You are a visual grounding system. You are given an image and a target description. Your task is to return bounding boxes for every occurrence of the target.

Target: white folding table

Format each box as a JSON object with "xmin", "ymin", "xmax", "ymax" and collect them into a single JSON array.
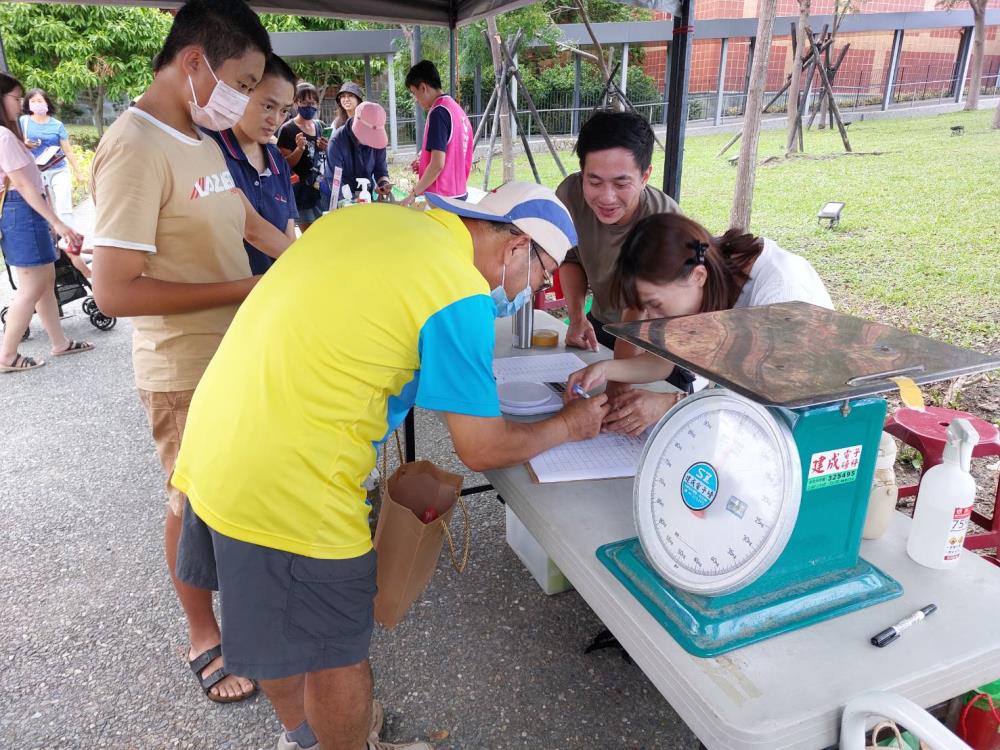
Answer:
[{"xmin": 481, "ymin": 309, "xmax": 1000, "ymax": 750}]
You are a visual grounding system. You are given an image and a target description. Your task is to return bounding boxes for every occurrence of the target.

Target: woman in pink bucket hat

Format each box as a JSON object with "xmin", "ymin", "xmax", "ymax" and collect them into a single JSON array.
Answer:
[{"xmin": 325, "ymin": 100, "xmax": 393, "ymax": 201}]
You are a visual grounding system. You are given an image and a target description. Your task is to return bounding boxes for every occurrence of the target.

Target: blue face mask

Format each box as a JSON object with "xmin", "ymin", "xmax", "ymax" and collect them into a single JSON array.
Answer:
[
  {"xmin": 491, "ymin": 254, "xmax": 532, "ymax": 318},
  {"xmin": 298, "ymin": 105, "xmax": 317, "ymax": 120}
]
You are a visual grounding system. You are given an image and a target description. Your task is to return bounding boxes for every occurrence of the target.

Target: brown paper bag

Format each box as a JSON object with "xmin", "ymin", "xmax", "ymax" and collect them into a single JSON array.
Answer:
[{"xmin": 373, "ymin": 439, "xmax": 469, "ymax": 629}]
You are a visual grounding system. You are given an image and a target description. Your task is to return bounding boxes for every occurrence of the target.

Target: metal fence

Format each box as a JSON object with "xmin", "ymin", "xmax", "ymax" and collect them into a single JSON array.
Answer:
[{"xmin": 372, "ymin": 65, "xmax": 999, "ymax": 148}]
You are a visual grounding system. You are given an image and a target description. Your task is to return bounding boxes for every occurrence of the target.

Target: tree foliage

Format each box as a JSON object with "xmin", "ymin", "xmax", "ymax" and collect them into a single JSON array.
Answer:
[
  {"xmin": 259, "ymin": 14, "xmax": 386, "ymax": 98},
  {"xmin": 0, "ymin": 3, "xmax": 172, "ymax": 133}
]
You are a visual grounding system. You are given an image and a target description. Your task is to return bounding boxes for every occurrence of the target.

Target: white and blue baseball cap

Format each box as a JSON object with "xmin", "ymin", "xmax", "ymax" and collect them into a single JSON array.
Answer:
[{"xmin": 425, "ymin": 182, "xmax": 578, "ymax": 264}]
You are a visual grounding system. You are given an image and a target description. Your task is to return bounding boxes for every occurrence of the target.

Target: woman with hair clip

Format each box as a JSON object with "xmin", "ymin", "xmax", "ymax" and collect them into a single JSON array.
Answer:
[
  {"xmin": 565, "ymin": 212, "xmax": 832, "ymax": 436},
  {"xmin": 0, "ymin": 72, "xmax": 92, "ymax": 373}
]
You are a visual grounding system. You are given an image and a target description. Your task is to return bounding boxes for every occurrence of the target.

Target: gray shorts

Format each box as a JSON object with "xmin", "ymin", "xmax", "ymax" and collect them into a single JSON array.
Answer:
[{"xmin": 176, "ymin": 501, "xmax": 376, "ymax": 680}]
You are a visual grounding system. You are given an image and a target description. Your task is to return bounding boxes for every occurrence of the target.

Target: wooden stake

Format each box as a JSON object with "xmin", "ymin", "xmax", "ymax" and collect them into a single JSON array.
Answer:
[{"xmin": 807, "ymin": 27, "xmax": 851, "ymax": 152}]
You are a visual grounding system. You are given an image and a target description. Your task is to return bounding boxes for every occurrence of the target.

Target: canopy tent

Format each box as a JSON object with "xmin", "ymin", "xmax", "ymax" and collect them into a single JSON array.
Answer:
[
  {"xmin": 13, "ymin": 0, "xmax": 681, "ymax": 26},
  {"xmin": 2, "ymin": 0, "xmax": 694, "ymax": 198}
]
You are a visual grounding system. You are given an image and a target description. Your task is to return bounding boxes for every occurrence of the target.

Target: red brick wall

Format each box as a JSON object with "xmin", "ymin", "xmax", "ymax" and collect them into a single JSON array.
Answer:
[{"xmin": 643, "ymin": 5, "xmax": 1000, "ymax": 96}]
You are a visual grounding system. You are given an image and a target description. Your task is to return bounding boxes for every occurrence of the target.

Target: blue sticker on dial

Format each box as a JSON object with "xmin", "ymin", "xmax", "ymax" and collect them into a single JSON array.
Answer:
[{"xmin": 681, "ymin": 462, "xmax": 718, "ymax": 511}]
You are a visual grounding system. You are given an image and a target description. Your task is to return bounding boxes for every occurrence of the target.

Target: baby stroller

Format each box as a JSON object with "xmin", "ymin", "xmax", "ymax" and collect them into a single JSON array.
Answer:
[{"xmin": 1, "ymin": 249, "xmax": 116, "ymax": 341}]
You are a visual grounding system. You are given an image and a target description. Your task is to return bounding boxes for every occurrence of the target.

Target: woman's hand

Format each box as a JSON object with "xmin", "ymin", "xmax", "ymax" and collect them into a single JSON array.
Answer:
[
  {"xmin": 565, "ymin": 361, "xmax": 612, "ymax": 402},
  {"xmin": 604, "ymin": 381, "xmax": 632, "ymax": 402},
  {"xmin": 54, "ymin": 221, "xmax": 83, "ymax": 249},
  {"xmin": 400, "ymin": 192, "xmax": 416, "ymax": 207},
  {"xmin": 294, "ymin": 132, "xmax": 307, "ymax": 150},
  {"xmin": 376, "ymin": 179, "xmax": 393, "ymax": 197},
  {"xmin": 317, "ymin": 136, "xmax": 329, "ymax": 152},
  {"xmin": 604, "ymin": 390, "xmax": 683, "ymax": 437}
]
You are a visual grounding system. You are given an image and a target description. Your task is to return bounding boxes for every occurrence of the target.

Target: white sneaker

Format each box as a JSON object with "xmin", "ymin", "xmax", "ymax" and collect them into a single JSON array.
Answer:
[{"xmin": 275, "ymin": 699, "xmax": 384, "ymax": 750}]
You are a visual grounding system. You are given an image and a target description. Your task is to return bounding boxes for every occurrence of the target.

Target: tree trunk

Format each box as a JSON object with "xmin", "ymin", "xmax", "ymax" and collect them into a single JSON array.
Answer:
[
  {"xmin": 786, "ymin": 0, "xmax": 811, "ymax": 155},
  {"xmin": 400, "ymin": 25, "xmax": 418, "ymax": 67},
  {"xmin": 731, "ymin": 0, "xmax": 779, "ymax": 231},
  {"xmin": 993, "ymin": 96, "xmax": 1000, "ymax": 129},
  {"xmin": 91, "ymin": 86, "xmax": 106, "ymax": 137},
  {"xmin": 817, "ymin": 90, "xmax": 829, "ymax": 129},
  {"xmin": 965, "ymin": 1, "xmax": 986, "ymax": 111},
  {"xmin": 574, "ymin": 0, "xmax": 623, "ymax": 112},
  {"xmin": 487, "ymin": 16, "xmax": 515, "ymax": 182}
]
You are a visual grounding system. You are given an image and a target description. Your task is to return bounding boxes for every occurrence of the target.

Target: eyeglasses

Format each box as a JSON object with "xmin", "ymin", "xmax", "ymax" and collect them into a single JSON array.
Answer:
[
  {"xmin": 509, "ymin": 226, "xmax": 554, "ymax": 290},
  {"xmin": 531, "ymin": 242, "xmax": 554, "ymax": 290}
]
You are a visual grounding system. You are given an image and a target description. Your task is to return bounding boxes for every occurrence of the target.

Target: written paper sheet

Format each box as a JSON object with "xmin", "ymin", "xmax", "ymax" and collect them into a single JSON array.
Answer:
[
  {"xmin": 529, "ymin": 428, "xmax": 652, "ymax": 483},
  {"xmin": 493, "ymin": 352, "xmax": 588, "ymax": 385}
]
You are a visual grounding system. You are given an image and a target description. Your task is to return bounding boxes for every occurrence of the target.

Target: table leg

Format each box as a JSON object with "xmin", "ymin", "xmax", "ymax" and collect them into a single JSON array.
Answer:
[{"xmin": 404, "ymin": 410, "xmax": 416, "ymax": 463}]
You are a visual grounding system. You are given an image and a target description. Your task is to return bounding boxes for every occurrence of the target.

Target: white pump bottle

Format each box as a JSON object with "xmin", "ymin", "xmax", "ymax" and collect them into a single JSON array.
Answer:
[
  {"xmin": 905, "ymin": 418, "xmax": 979, "ymax": 569},
  {"xmin": 355, "ymin": 178, "xmax": 372, "ymax": 204}
]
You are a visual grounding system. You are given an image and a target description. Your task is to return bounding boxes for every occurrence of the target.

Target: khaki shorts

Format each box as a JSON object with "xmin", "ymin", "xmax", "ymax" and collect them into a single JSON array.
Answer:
[{"xmin": 138, "ymin": 389, "xmax": 195, "ymax": 517}]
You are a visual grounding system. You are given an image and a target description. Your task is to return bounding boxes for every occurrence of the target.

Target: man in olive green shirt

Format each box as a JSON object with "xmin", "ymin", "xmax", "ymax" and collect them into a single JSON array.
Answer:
[
  {"xmin": 556, "ymin": 111, "xmax": 686, "ymax": 433},
  {"xmin": 556, "ymin": 111, "xmax": 680, "ymax": 351}
]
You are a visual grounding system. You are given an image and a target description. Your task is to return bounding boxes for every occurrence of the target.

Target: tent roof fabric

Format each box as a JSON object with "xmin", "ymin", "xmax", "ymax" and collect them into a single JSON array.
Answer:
[{"xmin": 18, "ymin": 0, "xmax": 680, "ymax": 27}]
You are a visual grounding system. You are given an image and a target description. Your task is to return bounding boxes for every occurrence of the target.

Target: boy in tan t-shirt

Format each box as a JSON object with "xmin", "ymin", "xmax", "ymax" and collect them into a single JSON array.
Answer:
[{"xmin": 91, "ymin": 0, "xmax": 290, "ymax": 705}]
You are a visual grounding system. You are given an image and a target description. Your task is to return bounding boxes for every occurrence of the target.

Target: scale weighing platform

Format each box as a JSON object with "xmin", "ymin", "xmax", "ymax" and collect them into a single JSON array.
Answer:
[{"xmin": 598, "ymin": 302, "xmax": 1000, "ymax": 658}]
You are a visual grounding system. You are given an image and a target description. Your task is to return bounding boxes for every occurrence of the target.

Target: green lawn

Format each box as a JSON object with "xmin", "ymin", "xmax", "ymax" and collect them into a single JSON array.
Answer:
[{"xmin": 467, "ymin": 110, "xmax": 1000, "ymax": 352}]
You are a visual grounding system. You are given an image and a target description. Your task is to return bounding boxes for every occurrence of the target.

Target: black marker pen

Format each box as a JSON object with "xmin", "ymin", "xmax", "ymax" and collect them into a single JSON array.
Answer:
[{"xmin": 871, "ymin": 604, "xmax": 937, "ymax": 647}]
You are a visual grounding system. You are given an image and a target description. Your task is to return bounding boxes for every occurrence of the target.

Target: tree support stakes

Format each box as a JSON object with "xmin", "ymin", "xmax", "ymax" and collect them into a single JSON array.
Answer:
[
  {"xmin": 807, "ymin": 42, "xmax": 849, "ymax": 130},
  {"xmin": 717, "ymin": 43, "xmax": 825, "ymax": 158},
  {"xmin": 498, "ymin": 37, "xmax": 567, "ymax": 178},
  {"xmin": 807, "ymin": 27, "xmax": 851, "ymax": 152}
]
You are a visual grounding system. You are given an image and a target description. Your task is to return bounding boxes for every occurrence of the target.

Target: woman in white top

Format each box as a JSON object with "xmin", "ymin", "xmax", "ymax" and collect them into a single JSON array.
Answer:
[{"xmin": 566, "ymin": 212, "xmax": 832, "ymax": 435}]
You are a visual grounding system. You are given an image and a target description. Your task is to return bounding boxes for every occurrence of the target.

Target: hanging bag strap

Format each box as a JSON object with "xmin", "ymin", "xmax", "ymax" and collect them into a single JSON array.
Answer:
[
  {"xmin": 868, "ymin": 721, "xmax": 906, "ymax": 749},
  {"xmin": 441, "ymin": 494, "xmax": 471, "ymax": 574}
]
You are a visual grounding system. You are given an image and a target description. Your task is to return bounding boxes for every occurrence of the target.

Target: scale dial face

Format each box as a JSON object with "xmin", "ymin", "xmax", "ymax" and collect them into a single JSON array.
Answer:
[{"xmin": 634, "ymin": 389, "xmax": 802, "ymax": 596}]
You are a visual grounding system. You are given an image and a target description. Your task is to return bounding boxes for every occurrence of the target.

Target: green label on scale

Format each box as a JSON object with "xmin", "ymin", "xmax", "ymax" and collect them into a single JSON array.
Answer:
[{"xmin": 806, "ymin": 445, "xmax": 863, "ymax": 491}]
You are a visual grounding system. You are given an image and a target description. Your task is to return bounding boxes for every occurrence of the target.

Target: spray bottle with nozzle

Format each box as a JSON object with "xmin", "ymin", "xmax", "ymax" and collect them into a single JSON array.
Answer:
[
  {"xmin": 355, "ymin": 178, "xmax": 372, "ymax": 204},
  {"xmin": 906, "ymin": 417, "xmax": 979, "ymax": 569}
]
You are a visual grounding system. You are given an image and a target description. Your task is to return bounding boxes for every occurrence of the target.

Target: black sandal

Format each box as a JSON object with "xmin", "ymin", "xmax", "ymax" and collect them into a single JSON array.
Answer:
[
  {"xmin": 52, "ymin": 340, "xmax": 94, "ymax": 357},
  {"xmin": 188, "ymin": 645, "xmax": 256, "ymax": 704},
  {"xmin": 1, "ymin": 353, "xmax": 45, "ymax": 373}
]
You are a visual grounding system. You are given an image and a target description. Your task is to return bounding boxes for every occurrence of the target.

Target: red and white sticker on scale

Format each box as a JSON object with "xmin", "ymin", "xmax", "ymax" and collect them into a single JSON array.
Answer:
[{"xmin": 944, "ymin": 506, "xmax": 972, "ymax": 561}]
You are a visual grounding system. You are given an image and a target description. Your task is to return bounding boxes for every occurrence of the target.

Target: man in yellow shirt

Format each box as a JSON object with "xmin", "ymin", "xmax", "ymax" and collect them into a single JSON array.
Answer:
[{"xmin": 172, "ymin": 182, "xmax": 609, "ymax": 750}]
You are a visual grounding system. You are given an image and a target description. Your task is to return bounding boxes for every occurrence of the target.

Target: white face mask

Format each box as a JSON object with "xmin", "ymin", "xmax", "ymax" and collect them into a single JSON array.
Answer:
[
  {"xmin": 189, "ymin": 57, "xmax": 250, "ymax": 131},
  {"xmin": 490, "ymin": 251, "xmax": 533, "ymax": 318}
]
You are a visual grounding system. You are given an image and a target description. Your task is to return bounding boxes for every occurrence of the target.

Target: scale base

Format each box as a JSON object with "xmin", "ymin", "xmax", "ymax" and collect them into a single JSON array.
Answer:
[{"xmin": 597, "ymin": 537, "xmax": 902, "ymax": 658}]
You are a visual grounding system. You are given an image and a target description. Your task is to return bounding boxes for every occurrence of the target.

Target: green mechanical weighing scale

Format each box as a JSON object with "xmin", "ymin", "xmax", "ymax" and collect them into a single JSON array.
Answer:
[{"xmin": 596, "ymin": 302, "xmax": 1000, "ymax": 658}]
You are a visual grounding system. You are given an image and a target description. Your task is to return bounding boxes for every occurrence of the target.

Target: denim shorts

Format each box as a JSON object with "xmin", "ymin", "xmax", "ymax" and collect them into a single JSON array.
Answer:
[
  {"xmin": 0, "ymin": 191, "xmax": 58, "ymax": 268},
  {"xmin": 176, "ymin": 501, "xmax": 377, "ymax": 680}
]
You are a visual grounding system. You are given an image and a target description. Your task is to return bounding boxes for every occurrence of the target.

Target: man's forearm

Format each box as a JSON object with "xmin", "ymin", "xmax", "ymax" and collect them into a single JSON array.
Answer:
[
  {"xmin": 93, "ymin": 272, "xmax": 256, "ymax": 318},
  {"xmin": 559, "ymin": 262, "xmax": 589, "ymax": 322},
  {"xmin": 450, "ymin": 413, "xmax": 572, "ymax": 472}
]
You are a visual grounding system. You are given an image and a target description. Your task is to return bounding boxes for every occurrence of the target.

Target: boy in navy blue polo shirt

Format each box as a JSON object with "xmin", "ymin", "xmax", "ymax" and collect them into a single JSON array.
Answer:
[{"xmin": 205, "ymin": 55, "xmax": 298, "ymax": 273}]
